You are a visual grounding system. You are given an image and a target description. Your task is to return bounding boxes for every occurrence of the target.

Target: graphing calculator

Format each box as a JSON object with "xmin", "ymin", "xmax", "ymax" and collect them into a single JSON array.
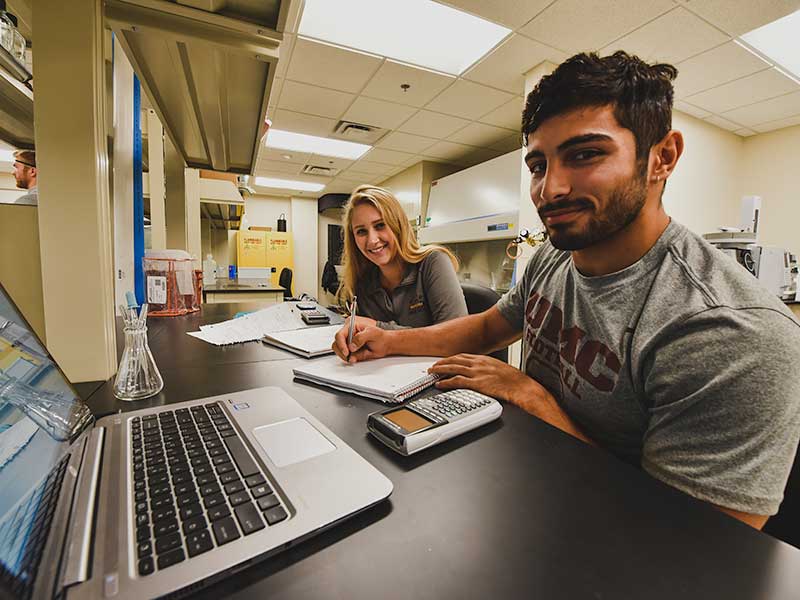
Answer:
[
  {"xmin": 301, "ymin": 310, "xmax": 331, "ymax": 325},
  {"xmin": 367, "ymin": 389, "xmax": 502, "ymax": 456}
]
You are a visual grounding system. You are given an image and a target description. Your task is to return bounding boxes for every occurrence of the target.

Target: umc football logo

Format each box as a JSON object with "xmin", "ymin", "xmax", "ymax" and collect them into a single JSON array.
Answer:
[{"xmin": 524, "ymin": 292, "xmax": 622, "ymax": 400}]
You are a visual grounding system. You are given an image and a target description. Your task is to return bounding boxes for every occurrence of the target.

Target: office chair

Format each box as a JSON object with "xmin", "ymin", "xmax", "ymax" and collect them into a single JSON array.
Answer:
[
  {"xmin": 279, "ymin": 267, "xmax": 293, "ymax": 299},
  {"xmin": 460, "ymin": 282, "xmax": 508, "ymax": 363}
]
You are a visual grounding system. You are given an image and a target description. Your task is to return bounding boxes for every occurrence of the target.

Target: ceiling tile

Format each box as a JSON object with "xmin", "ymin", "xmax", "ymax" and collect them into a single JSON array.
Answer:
[
  {"xmin": 436, "ymin": 0, "xmax": 553, "ymax": 28},
  {"xmin": 267, "ymin": 77, "xmax": 284, "ymax": 108},
  {"xmin": 398, "ymin": 110, "xmax": 471, "ymax": 138},
  {"xmin": 376, "ymin": 131, "xmax": 439, "ymax": 153},
  {"xmin": 490, "ymin": 134, "xmax": 524, "ymax": 153},
  {"xmin": 686, "ymin": 68, "xmax": 800, "ymax": 113},
  {"xmin": 722, "ymin": 90, "xmax": 800, "ymax": 126},
  {"xmin": 307, "ymin": 155, "xmax": 355, "ymax": 171},
  {"xmin": 447, "ymin": 122, "xmax": 516, "ymax": 147},
  {"xmin": 673, "ymin": 41, "xmax": 769, "ymax": 97},
  {"xmin": 322, "ymin": 179, "xmax": 363, "ymax": 195},
  {"xmin": 269, "ymin": 109, "xmax": 337, "ymax": 137},
  {"xmin": 751, "ymin": 114, "xmax": 800, "ymax": 133},
  {"xmin": 682, "ymin": 0, "xmax": 800, "ymax": 36},
  {"xmin": 274, "ymin": 34, "xmax": 296, "ymax": 79},
  {"xmin": 343, "ymin": 160, "xmax": 395, "ymax": 176},
  {"xmin": 674, "ymin": 100, "xmax": 712, "ymax": 119},
  {"xmin": 600, "ymin": 7, "xmax": 729, "ymax": 65},
  {"xmin": 734, "ymin": 128, "xmax": 758, "ymax": 136},
  {"xmin": 362, "ymin": 147, "xmax": 415, "ymax": 165},
  {"xmin": 286, "ymin": 37, "xmax": 382, "ymax": 93},
  {"xmin": 463, "ymin": 34, "xmax": 566, "ymax": 94},
  {"xmin": 425, "ymin": 80, "xmax": 514, "ymax": 120},
  {"xmin": 258, "ymin": 148, "xmax": 310, "ymax": 164},
  {"xmin": 478, "ymin": 97, "xmax": 524, "ymax": 130},
  {"xmin": 342, "ymin": 96, "xmax": 418, "ymax": 130},
  {"xmin": 703, "ymin": 114, "xmax": 744, "ymax": 131},
  {"xmin": 277, "ymin": 80, "xmax": 355, "ymax": 119},
  {"xmin": 254, "ymin": 160, "xmax": 304, "ymax": 176},
  {"xmin": 519, "ymin": 0, "xmax": 674, "ymax": 54},
  {"xmin": 361, "ymin": 60, "xmax": 456, "ymax": 107},
  {"xmin": 424, "ymin": 140, "xmax": 475, "ymax": 161},
  {"xmin": 458, "ymin": 147, "xmax": 506, "ymax": 167}
]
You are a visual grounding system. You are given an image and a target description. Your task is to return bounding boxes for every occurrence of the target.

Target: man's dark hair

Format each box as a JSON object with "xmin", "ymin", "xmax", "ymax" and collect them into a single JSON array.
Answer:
[{"xmin": 522, "ymin": 51, "xmax": 678, "ymax": 161}]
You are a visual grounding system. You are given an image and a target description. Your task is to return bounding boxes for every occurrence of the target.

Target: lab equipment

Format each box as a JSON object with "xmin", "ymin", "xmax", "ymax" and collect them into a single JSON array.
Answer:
[
  {"xmin": 203, "ymin": 254, "xmax": 218, "ymax": 285},
  {"xmin": 113, "ymin": 303, "xmax": 164, "ymax": 400},
  {"xmin": 143, "ymin": 250, "xmax": 201, "ymax": 317},
  {"xmin": 367, "ymin": 389, "xmax": 502, "ymax": 455},
  {"xmin": 301, "ymin": 310, "xmax": 331, "ymax": 325},
  {"xmin": 506, "ymin": 227, "xmax": 548, "ymax": 259}
]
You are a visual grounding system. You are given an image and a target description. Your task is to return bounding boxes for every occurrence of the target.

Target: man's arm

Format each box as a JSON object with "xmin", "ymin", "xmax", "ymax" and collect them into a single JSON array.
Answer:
[{"xmin": 333, "ymin": 306, "xmax": 520, "ymax": 362}]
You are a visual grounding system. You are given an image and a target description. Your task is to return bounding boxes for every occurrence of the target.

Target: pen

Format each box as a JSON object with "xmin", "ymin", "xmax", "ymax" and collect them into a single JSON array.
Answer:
[{"xmin": 347, "ymin": 296, "xmax": 357, "ymax": 349}]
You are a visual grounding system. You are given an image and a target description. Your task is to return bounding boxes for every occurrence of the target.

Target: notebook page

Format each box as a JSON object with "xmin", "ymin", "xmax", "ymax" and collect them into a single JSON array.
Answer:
[{"xmin": 293, "ymin": 356, "xmax": 440, "ymax": 400}]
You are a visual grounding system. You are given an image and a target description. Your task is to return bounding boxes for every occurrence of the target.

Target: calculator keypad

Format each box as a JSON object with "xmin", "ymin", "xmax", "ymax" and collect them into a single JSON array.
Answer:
[{"xmin": 410, "ymin": 389, "xmax": 494, "ymax": 420}]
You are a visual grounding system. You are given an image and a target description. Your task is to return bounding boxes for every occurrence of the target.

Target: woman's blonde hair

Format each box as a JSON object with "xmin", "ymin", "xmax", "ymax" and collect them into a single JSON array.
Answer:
[{"xmin": 336, "ymin": 185, "xmax": 458, "ymax": 305}]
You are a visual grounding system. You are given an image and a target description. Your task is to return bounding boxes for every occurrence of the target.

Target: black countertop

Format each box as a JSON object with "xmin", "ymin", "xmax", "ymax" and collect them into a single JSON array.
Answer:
[
  {"xmin": 203, "ymin": 278, "xmax": 284, "ymax": 293},
  {"xmin": 85, "ymin": 303, "xmax": 800, "ymax": 600}
]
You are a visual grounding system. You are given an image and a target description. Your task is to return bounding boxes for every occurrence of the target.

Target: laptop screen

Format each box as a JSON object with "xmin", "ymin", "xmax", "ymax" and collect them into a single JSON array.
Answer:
[{"xmin": 0, "ymin": 283, "xmax": 94, "ymax": 592}]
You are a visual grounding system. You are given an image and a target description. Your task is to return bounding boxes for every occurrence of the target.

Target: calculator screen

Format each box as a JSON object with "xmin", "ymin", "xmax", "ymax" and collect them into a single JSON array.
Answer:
[{"xmin": 384, "ymin": 408, "xmax": 433, "ymax": 433}]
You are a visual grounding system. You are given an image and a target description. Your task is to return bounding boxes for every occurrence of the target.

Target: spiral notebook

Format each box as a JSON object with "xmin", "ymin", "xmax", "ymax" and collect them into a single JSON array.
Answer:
[
  {"xmin": 292, "ymin": 356, "xmax": 441, "ymax": 403},
  {"xmin": 261, "ymin": 324, "xmax": 340, "ymax": 358}
]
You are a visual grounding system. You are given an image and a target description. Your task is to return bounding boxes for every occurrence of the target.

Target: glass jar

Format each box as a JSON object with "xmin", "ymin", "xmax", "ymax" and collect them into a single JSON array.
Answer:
[
  {"xmin": 113, "ymin": 325, "xmax": 164, "ymax": 401},
  {"xmin": 0, "ymin": 11, "xmax": 14, "ymax": 56}
]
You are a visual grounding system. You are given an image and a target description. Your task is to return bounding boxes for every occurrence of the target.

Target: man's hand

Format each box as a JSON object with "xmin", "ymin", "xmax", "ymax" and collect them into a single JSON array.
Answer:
[
  {"xmin": 332, "ymin": 316, "xmax": 390, "ymax": 363},
  {"xmin": 430, "ymin": 354, "xmax": 594, "ymax": 444}
]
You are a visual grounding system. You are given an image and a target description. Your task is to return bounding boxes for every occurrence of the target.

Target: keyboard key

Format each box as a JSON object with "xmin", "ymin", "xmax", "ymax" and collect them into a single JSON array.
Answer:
[
  {"xmin": 212, "ymin": 516, "xmax": 240, "ymax": 546},
  {"xmin": 155, "ymin": 531, "xmax": 182, "ymax": 554},
  {"xmin": 136, "ymin": 513, "xmax": 149, "ymax": 528},
  {"xmin": 264, "ymin": 506, "xmax": 288, "ymax": 526},
  {"xmin": 257, "ymin": 494, "xmax": 280, "ymax": 512},
  {"xmin": 172, "ymin": 471, "xmax": 193, "ymax": 485},
  {"xmin": 193, "ymin": 464, "xmax": 212, "ymax": 477},
  {"xmin": 152, "ymin": 507, "xmax": 175, "ymax": 524},
  {"xmin": 154, "ymin": 519, "xmax": 179, "ymax": 538},
  {"xmin": 136, "ymin": 525, "xmax": 150, "ymax": 543},
  {"xmin": 196, "ymin": 473, "xmax": 217, "ymax": 486},
  {"xmin": 219, "ymin": 472, "xmax": 239, "ymax": 485},
  {"xmin": 228, "ymin": 491, "xmax": 250, "ymax": 506},
  {"xmin": 137, "ymin": 540, "xmax": 152, "ymax": 558},
  {"xmin": 244, "ymin": 474, "xmax": 266, "ymax": 488},
  {"xmin": 182, "ymin": 515, "xmax": 207, "ymax": 535},
  {"xmin": 177, "ymin": 492, "xmax": 199, "ymax": 508},
  {"xmin": 179, "ymin": 503, "xmax": 203, "ymax": 521},
  {"xmin": 224, "ymin": 481, "xmax": 244, "ymax": 495},
  {"xmin": 250, "ymin": 483, "xmax": 272, "ymax": 499},
  {"xmin": 234, "ymin": 502, "xmax": 265, "ymax": 535},
  {"xmin": 215, "ymin": 462, "xmax": 235, "ymax": 475},
  {"xmin": 222, "ymin": 437, "xmax": 260, "ymax": 478},
  {"xmin": 186, "ymin": 530, "xmax": 214, "ymax": 558},
  {"xmin": 212, "ymin": 454, "xmax": 230, "ymax": 466},
  {"xmin": 203, "ymin": 493, "xmax": 225, "ymax": 509},
  {"xmin": 207, "ymin": 505, "xmax": 231, "ymax": 522},
  {"xmin": 157, "ymin": 548, "xmax": 186, "ymax": 570},
  {"xmin": 200, "ymin": 483, "xmax": 221, "ymax": 497},
  {"xmin": 174, "ymin": 482, "xmax": 196, "ymax": 497},
  {"xmin": 150, "ymin": 494, "xmax": 174, "ymax": 512},
  {"xmin": 138, "ymin": 556, "xmax": 154, "ymax": 576}
]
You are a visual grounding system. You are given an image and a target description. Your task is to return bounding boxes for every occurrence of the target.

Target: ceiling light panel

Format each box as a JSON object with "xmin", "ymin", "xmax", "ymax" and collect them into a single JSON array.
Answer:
[
  {"xmin": 740, "ymin": 10, "xmax": 800, "ymax": 80},
  {"xmin": 254, "ymin": 177, "xmax": 326, "ymax": 192},
  {"xmin": 265, "ymin": 129, "xmax": 371, "ymax": 160},
  {"xmin": 298, "ymin": 0, "xmax": 511, "ymax": 76}
]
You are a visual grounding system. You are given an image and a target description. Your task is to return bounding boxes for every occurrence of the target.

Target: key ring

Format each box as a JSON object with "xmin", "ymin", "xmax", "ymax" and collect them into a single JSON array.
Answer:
[{"xmin": 506, "ymin": 228, "xmax": 548, "ymax": 259}]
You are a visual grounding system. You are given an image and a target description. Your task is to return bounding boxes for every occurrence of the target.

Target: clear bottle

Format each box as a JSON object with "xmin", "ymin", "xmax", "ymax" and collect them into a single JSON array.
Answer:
[
  {"xmin": 202, "ymin": 253, "xmax": 218, "ymax": 285},
  {"xmin": 113, "ymin": 323, "xmax": 164, "ymax": 401},
  {"xmin": 0, "ymin": 2, "xmax": 14, "ymax": 56},
  {"xmin": 9, "ymin": 14, "xmax": 25, "ymax": 63}
]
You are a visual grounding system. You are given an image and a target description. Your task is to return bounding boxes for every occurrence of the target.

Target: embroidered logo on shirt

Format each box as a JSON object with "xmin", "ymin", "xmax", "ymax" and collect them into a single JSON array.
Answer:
[{"xmin": 409, "ymin": 299, "xmax": 425, "ymax": 313}]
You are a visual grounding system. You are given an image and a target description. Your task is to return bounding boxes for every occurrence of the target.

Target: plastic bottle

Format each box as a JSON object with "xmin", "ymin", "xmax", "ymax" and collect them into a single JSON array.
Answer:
[{"xmin": 202, "ymin": 254, "xmax": 218, "ymax": 285}]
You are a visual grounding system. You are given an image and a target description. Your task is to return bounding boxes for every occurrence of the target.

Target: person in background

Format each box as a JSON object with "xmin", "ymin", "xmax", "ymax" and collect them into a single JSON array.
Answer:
[
  {"xmin": 12, "ymin": 149, "xmax": 36, "ymax": 206},
  {"xmin": 334, "ymin": 52, "xmax": 800, "ymax": 530},
  {"xmin": 336, "ymin": 184, "xmax": 467, "ymax": 332}
]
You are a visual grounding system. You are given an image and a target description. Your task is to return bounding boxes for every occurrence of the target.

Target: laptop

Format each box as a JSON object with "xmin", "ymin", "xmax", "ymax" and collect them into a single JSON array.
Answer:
[{"xmin": 0, "ymin": 283, "xmax": 393, "ymax": 599}]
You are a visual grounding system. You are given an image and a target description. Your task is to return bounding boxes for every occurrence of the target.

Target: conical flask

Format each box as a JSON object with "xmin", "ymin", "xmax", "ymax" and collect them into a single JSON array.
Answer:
[{"xmin": 113, "ymin": 324, "xmax": 164, "ymax": 401}]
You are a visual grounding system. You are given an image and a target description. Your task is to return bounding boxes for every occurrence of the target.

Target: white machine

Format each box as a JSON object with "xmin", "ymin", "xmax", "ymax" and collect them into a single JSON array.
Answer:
[
  {"xmin": 367, "ymin": 389, "xmax": 502, "ymax": 456},
  {"xmin": 703, "ymin": 196, "xmax": 797, "ymax": 300}
]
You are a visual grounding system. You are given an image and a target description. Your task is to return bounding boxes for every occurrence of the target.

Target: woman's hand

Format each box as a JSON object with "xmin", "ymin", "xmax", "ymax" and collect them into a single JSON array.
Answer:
[{"xmin": 332, "ymin": 315, "xmax": 378, "ymax": 361}]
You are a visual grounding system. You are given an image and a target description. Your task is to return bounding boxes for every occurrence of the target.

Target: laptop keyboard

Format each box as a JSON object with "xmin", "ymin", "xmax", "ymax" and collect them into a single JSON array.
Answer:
[
  {"xmin": 0, "ymin": 454, "xmax": 69, "ymax": 600},
  {"xmin": 131, "ymin": 402, "xmax": 288, "ymax": 576}
]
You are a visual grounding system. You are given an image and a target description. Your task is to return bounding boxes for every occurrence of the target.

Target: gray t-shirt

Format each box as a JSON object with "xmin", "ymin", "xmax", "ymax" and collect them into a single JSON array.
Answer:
[
  {"xmin": 497, "ymin": 220, "xmax": 800, "ymax": 515},
  {"xmin": 355, "ymin": 250, "xmax": 468, "ymax": 331}
]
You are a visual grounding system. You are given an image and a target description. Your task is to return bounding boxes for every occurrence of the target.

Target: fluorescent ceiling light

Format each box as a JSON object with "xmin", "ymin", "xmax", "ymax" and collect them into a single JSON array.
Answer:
[
  {"xmin": 254, "ymin": 177, "xmax": 325, "ymax": 192},
  {"xmin": 299, "ymin": 0, "xmax": 511, "ymax": 75},
  {"xmin": 740, "ymin": 10, "xmax": 800, "ymax": 79},
  {"xmin": 265, "ymin": 129, "xmax": 370, "ymax": 160}
]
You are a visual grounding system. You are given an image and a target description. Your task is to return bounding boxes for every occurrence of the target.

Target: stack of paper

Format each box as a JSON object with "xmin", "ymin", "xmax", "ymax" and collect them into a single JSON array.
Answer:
[{"xmin": 262, "ymin": 325, "xmax": 340, "ymax": 358}]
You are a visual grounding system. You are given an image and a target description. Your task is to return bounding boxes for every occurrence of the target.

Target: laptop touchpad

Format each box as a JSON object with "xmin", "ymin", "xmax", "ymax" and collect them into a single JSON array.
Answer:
[{"xmin": 253, "ymin": 418, "xmax": 335, "ymax": 467}]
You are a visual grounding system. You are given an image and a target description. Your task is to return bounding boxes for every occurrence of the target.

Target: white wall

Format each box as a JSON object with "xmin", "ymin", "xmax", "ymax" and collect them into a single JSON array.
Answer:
[
  {"xmin": 290, "ymin": 196, "xmax": 318, "ymax": 297},
  {"xmin": 740, "ymin": 125, "xmax": 800, "ymax": 252},
  {"xmin": 663, "ymin": 111, "xmax": 743, "ymax": 237},
  {"xmin": 244, "ymin": 194, "xmax": 291, "ymax": 230}
]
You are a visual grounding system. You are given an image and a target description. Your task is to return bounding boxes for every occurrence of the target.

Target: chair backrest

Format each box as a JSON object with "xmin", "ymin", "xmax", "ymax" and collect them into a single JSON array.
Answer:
[
  {"xmin": 459, "ymin": 282, "xmax": 508, "ymax": 363},
  {"xmin": 279, "ymin": 267, "xmax": 293, "ymax": 298}
]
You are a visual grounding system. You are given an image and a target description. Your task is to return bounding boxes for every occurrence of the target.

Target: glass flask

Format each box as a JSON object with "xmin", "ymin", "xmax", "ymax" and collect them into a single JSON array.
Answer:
[
  {"xmin": 113, "ymin": 324, "xmax": 164, "ymax": 401},
  {"xmin": 0, "ymin": 373, "xmax": 94, "ymax": 442}
]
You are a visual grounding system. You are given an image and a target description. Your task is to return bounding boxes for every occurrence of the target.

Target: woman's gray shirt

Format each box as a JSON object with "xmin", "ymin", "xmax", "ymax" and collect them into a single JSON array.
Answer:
[{"xmin": 355, "ymin": 250, "xmax": 468, "ymax": 330}]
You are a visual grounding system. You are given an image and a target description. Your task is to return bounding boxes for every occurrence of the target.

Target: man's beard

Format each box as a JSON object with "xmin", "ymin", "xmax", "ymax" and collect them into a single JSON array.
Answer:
[{"xmin": 540, "ymin": 166, "xmax": 649, "ymax": 251}]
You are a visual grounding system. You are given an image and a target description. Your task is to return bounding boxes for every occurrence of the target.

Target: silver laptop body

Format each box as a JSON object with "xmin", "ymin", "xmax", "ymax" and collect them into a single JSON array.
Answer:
[{"xmin": 0, "ymin": 284, "xmax": 393, "ymax": 600}]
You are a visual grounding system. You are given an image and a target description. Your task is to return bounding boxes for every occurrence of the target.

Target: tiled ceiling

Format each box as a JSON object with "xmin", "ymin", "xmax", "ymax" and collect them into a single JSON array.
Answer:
[{"xmin": 255, "ymin": 0, "xmax": 800, "ymax": 196}]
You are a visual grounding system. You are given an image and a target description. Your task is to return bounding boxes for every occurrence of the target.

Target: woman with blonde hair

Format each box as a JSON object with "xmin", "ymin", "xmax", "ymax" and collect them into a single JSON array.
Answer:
[{"xmin": 336, "ymin": 184, "xmax": 467, "ymax": 331}]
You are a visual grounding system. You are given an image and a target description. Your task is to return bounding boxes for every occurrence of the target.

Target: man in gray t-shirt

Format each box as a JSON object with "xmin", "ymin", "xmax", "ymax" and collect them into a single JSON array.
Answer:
[{"xmin": 332, "ymin": 52, "xmax": 800, "ymax": 529}]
